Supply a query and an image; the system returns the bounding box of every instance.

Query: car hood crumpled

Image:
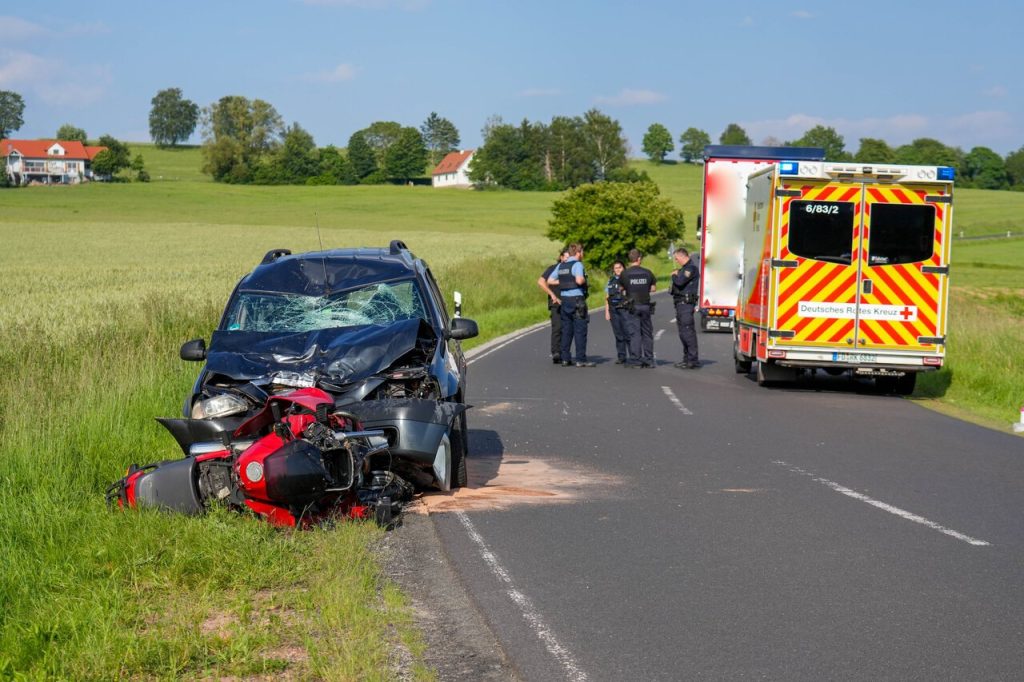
[205,318,435,383]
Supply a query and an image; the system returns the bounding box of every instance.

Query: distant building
[431,149,475,188]
[1,139,107,185]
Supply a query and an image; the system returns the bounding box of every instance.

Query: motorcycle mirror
[448,318,479,341]
[180,338,207,362]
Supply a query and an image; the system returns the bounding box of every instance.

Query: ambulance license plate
[832,352,876,364]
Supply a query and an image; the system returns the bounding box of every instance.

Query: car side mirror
[180,338,207,361]
[448,318,478,341]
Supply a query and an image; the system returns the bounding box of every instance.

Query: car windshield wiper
[812,255,851,265]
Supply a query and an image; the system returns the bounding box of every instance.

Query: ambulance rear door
[769,178,865,349]
[856,183,950,354]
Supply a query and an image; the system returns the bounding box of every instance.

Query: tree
[545,115,590,188]
[383,127,428,182]
[201,95,283,182]
[854,138,895,163]
[642,123,674,163]
[547,181,685,272]
[1005,146,1024,189]
[420,112,461,166]
[0,90,25,138]
[894,138,963,173]
[347,130,377,180]
[789,125,850,160]
[277,123,320,183]
[130,153,150,182]
[91,135,131,178]
[581,109,627,180]
[314,146,356,185]
[469,119,548,190]
[963,146,1008,190]
[56,124,87,143]
[679,127,711,162]
[719,123,751,146]
[149,88,200,147]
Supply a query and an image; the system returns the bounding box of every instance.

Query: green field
[1,148,1022,679]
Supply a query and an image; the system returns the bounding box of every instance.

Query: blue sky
[2,1,1020,156]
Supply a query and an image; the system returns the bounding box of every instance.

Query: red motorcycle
[107,387,412,527]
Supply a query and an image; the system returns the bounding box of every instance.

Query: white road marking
[562,401,570,416]
[467,325,544,365]
[660,386,693,415]
[772,461,991,547]
[655,329,665,341]
[456,511,589,681]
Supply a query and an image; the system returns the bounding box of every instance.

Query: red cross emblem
[900,306,914,320]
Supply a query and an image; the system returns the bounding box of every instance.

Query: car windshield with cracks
[224,280,429,333]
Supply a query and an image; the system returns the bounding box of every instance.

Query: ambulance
[697,145,824,332]
[733,160,954,394]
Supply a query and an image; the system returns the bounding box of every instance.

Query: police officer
[604,260,631,364]
[621,249,657,368]
[537,249,569,364]
[671,248,700,369]
[547,243,595,367]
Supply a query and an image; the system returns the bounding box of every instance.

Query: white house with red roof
[2,139,107,185]
[431,149,475,188]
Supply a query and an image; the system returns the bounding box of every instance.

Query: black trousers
[675,301,699,364]
[548,303,562,358]
[609,306,630,360]
[625,304,653,364]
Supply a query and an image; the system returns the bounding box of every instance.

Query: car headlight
[191,393,249,419]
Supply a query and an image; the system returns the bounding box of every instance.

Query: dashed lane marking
[456,511,589,681]
[655,329,665,341]
[773,461,991,547]
[660,386,693,415]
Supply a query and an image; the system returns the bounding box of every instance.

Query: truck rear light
[767,349,787,359]
[923,357,943,366]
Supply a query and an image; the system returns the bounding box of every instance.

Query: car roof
[237,247,422,295]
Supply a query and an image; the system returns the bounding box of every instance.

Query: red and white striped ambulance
[734,160,954,394]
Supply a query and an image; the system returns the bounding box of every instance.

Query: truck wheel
[895,372,917,396]
[699,314,708,333]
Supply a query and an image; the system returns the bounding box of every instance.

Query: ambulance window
[868,204,935,266]
[788,201,856,265]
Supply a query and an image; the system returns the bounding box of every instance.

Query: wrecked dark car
[171,241,479,492]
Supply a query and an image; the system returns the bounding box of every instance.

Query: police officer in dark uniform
[604,260,631,364]
[671,247,700,369]
[620,249,657,368]
[537,249,569,364]
[547,243,595,367]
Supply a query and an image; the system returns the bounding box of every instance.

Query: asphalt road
[429,297,1024,681]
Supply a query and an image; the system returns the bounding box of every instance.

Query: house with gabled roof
[431,149,475,188]
[2,139,107,185]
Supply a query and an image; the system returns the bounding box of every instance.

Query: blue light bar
[779,161,799,175]
[937,166,955,181]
